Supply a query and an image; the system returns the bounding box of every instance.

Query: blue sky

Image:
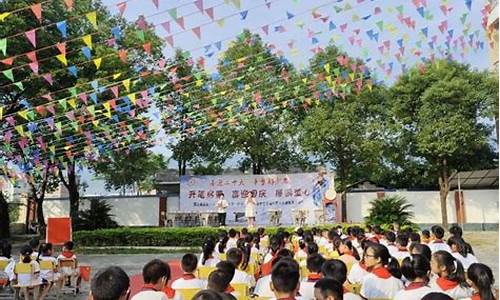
[85,0,493,193]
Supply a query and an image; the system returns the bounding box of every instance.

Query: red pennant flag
[152,0,159,9]
[261,25,269,35]
[194,0,204,12]
[1,58,14,66]
[26,51,37,62]
[25,29,37,47]
[161,21,170,33]
[175,17,185,29]
[118,49,128,63]
[192,26,201,39]
[117,2,127,16]
[56,42,66,55]
[165,35,174,47]
[64,0,74,11]
[205,7,214,20]
[143,42,151,54]
[35,105,46,116]
[30,3,42,22]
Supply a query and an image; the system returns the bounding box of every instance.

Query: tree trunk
[178,160,182,176]
[438,158,450,228]
[182,160,187,176]
[59,162,80,222]
[0,192,10,239]
[36,199,46,236]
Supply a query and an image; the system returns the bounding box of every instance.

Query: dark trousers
[218,212,226,226]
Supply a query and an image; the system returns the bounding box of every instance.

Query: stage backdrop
[179,173,340,225]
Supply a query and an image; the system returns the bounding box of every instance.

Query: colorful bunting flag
[56,54,68,66]
[0,12,11,22]
[30,3,42,22]
[56,21,67,38]
[205,7,214,20]
[82,35,93,49]
[25,29,37,47]
[86,11,97,29]
[117,2,127,16]
[192,27,201,39]
[0,38,6,56]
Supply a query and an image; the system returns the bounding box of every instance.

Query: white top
[394,250,411,260]
[245,197,256,217]
[360,273,404,299]
[171,277,205,300]
[131,290,168,300]
[0,257,15,281]
[344,292,362,300]
[386,244,398,257]
[452,252,478,270]
[38,256,58,281]
[216,198,229,213]
[428,241,452,253]
[299,281,316,300]
[393,285,436,300]
[347,262,369,284]
[254,275,273,298]
[263,252,274,264]
[227,238,238,250]
[16,260,42,287]
[429,278,472,299]
[231,269,255,286]
[198,253,220,267]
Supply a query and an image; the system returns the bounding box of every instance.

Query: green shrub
[73,224,363,247]
[365,195,415,227]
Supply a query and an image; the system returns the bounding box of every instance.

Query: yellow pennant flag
[15,125,24,136]
[93,57,102,69]
[92,120,99,127]
[18,110,29,120]
[0,12,11,22]
[68,98,77,108]
[128,93,136,105]
[82,35,93,49]
[324,63,330,74]
[103,110,112,119]
[56,54,68,66]
[216,18,225,27]
[113,73,121,79]
[122,79,130,92]
[86,11,97,29]
[0,106,3,120]
[49,145,55,154]
[103,101,111,112]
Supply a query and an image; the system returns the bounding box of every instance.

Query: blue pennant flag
[286,11,294,19]
[397,39,403,48]
[240,10,248,20]
[90,92,98,104]
[417,7,425,17]
[56,21,67,38]
[90,80,98,90]
[214,41,222,50]
[421,27,428,37]
[68,65,78,77]
[81,47,92,59]
[111,26,122,40]
[329,21,336,30]
[465,0,472,10]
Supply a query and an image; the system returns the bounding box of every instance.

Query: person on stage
[245,191,257,228]
[216,193,229,227]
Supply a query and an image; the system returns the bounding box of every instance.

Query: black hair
[215,261,235,282]
[29,238,40,250]
[306,253,325,273]
[142,259,170,284]
[409,232,421,244]
[282,231,290,240]
[226,248,243,269]
[218,235,229,254]
[257,227,265,237]
[401,254,430,282]
[396,233,409,247]
[193,290,224,300]
[421,292,454,300]
[421,229,430,238]
[321,259,347,283]
[241,228,248,236]
[208,269,232,293]
[366,225,373,232]
[63,241,74,250]
[269,235,282,255]
[447,236,468,258]
[409,243,432,261]
[0,240,12,258]
[91,266,130,300]
[240,234,253,270]
[448,225,463,237]
[270,249,294,268]
[314,278,343,300]
[271,258,300,294]
[181,253,198,273]
[384,231,396,243]
[20,245,33,263]
[327,228,339,241]
[252,234,260,250]
[432,251,467,287]
[307,242,319,255]
[339,238,360,260]
[467,263,495,300]
[366,243,402,279]
[296,228,304,237]
[228,229,237,238]
[373,225,382,235]
[303,232,314,244]
[431,225,445,239]
[202,239,216,265]
[37,242,53,261]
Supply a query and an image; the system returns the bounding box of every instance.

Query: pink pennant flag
[117,2,127,16]
[42,93,52,101]
[261,25,269,35]
[383,40,391,49]
[205,7,214,20]
[374,7,381,14]
[165,35,174,47]
[152,0,159,9]
[29,61,39,74]
[56,42,66,55]
[25,29,37,47]
[30,3,42,22]
[1,58,14,66]
[107,38,116,46]
[192,26,201,39]
[66,111,75,121]
[64,0,74,11]
[79,93,88,104]
[158,58,166,69]
[6,116,16,126]
[340,23,348,32]
[175,17,185,29]
[42,73,53,85]
[111,86,119,97]
[161,21,171,33]
[26,51,37,62]
[194,0,204,12]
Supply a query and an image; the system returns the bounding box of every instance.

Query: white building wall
[462,190,499,223]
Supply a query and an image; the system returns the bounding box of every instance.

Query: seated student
[421,230,431,244]
[192,290,225,300]
[57,241,81,292]
[263,235,283,265]
[89,266,130,300]
[254,249,294,298]
[429,226,452,253]
[215,231,228,258]
[214,261,238,298]
[346,240,370,284]
[0,239,15,285]
[360,243,404,299]
[199,239,220,267]
[448,225,474,255]
[295,240,308,263]
[207,269,236,300]
[384,231,398,257]
[337,238,360,266]
[394,234,411,260]
[409,232,421,247]
[227,229,239,250]
[14,245,41,299]
[410,243,432,261]
[429,250,472,299]
[29,238,40,260]
[132,259,171,300]
[447,236,478,270]
[320,259,362,300]
[240,228,248,240]
[37,243,63,300]
[270,258,301,300]
[299,254,325,299]
[313,278,343,300]
[421,292,454,300]
[171,253,204,297]
[464,263,495,300]
[393,254,435,300]
[225,248,255,287]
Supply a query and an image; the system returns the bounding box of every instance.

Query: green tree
[27,165,60,234]
[390,60,498,227]
[74,198,118,231]
[365,195,414,227]
[0,192,10,238]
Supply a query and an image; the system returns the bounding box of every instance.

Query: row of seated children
[0,239,81,300]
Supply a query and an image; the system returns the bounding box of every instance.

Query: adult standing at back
[245,191,257,228]
[216,193,229,227]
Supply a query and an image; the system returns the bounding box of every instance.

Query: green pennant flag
[59,99,67,110]
[2,69,14,82]
[343,3,352,10]
[136,30,145,42]
[14,82,24,91]
[376,21,384,31]
[395,5,404,14]
[333,6,342,13]
[72,122,78,132]
[87,105,95,116]
[69,87,77,97]
[27,110,36,120]
[0,38,6,56]
[168,8,177,19]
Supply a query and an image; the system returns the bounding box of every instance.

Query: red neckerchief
[398,246,408,252]
[142,284,159,292]
[471,293,480,300]
[405,282,427,290]
[307,273,321,282]
[162,286,175,298]
[225,285,235,293]
[277,297,296,300]
[343,287,349,294]
[371,267,392,279]
[359,262,368,270]
[61,251,74,258]
[343,250,354,257]
[436,277,459,291]
[433,239,444,244]
[182,273,196,280]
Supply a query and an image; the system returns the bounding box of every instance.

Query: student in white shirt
[131,259,170,300]
[337,238,360,267]
[429,250,472,299]
[199,239,220,267]
[89,266,130,300]
[38,243,63,300]
[321,259,362,300]
[254,249,294,298]
[29,238,40,261]
[464,263,495,300]
[226,229,239,250]
[384,231,399,257]
[394,234,411,260]
[171,254,205,299]
[299,254,325,299]
[270,258,302,300]
[15,245,41,299]
[360,243,404,299]
[429,225,452,253]
[394,254,436,300]
[0,240,15,284]
[209,263,238,299]
[447,237,478,270]
[225,248,255,287]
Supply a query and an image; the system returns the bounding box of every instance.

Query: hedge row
[73,224,363,247]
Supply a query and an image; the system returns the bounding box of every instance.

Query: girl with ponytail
[38,243,63,300]
[430,250,472,299]
[337,238,360,266]
[447,236,478,270]
[360,243,404,299]
[199,239,219,267]
[216,231,229,255]
[394,254,434,300]
[465,263,495,300]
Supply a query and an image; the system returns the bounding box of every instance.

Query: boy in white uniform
[428,225,452,253]
[226,229,239,250]
[89,266,130,300]
[299,254,325,300]
[226,248,255,287]
[131,259,170,300]
[171,254,205,299]
[270,258,303,300]
[321,259,362,300]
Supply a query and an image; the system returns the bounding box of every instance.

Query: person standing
[245,191,257,228]
[216,193,229,227]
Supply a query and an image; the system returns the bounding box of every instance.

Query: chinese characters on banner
[179,173,337,225]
